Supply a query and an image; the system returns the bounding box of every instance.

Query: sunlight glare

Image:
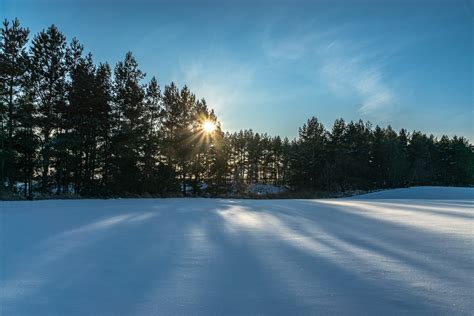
[202,120,216,133]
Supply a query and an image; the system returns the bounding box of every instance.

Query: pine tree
[29,24,68,192]
[110,52,146,193]
[370,125,385,187]
[208,128,229,191]
[94,63,113,192]
[14,82,38,198]
[291,117,327,190]
[0,18,29,190]
[142,76,163,193]
[344,120,372,189]
[408,131,435,185]
[327,118,346,190]
[161,83,197,195]
[451,137,474,185]
[397,128,410,187]
[68,51,100,194]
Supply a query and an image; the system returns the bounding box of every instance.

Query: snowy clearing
[1,187,473,315]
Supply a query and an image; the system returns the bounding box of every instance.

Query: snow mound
[352,186,474,200]
[246,183,287,195]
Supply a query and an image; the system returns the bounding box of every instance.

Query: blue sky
[2,0,473,139]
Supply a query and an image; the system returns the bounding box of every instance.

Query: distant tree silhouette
[1,18,472,198]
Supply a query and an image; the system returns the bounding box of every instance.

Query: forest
[1,19,473,199]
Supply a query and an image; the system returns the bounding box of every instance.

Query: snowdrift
[246,183,287,195]
[352,186,474,200]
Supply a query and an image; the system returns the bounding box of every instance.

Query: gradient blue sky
[2,0,473,139]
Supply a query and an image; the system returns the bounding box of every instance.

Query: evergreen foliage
[1,19,472,198]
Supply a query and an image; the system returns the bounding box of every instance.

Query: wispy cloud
[262,22,343,61]
[262,24,398,120]
[320,51,395,117]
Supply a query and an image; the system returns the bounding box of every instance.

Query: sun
[202,120,216,134]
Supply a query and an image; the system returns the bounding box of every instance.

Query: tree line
[1,19,473,198]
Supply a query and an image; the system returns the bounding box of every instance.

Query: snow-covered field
[1,187,473,315]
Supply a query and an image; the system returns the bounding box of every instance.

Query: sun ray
[202,120,216,134]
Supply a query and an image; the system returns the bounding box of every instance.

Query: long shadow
[357,200,474,220]
[224,199,473,313]
[2,198,472,315]
[190,204,312,314]
[132,200,243,315]
[275,204,472,285]
[425,200,474,208]
[1,200,205,315]
[268,200,473,273]
[209,202,448,314]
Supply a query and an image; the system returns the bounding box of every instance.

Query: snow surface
[1,187,473,315]
[352,186,474,200]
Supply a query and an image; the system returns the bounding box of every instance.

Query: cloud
[262,25,341,62]
[321,54,395,118]
[262,25,398,120]
[262,31,316,61]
